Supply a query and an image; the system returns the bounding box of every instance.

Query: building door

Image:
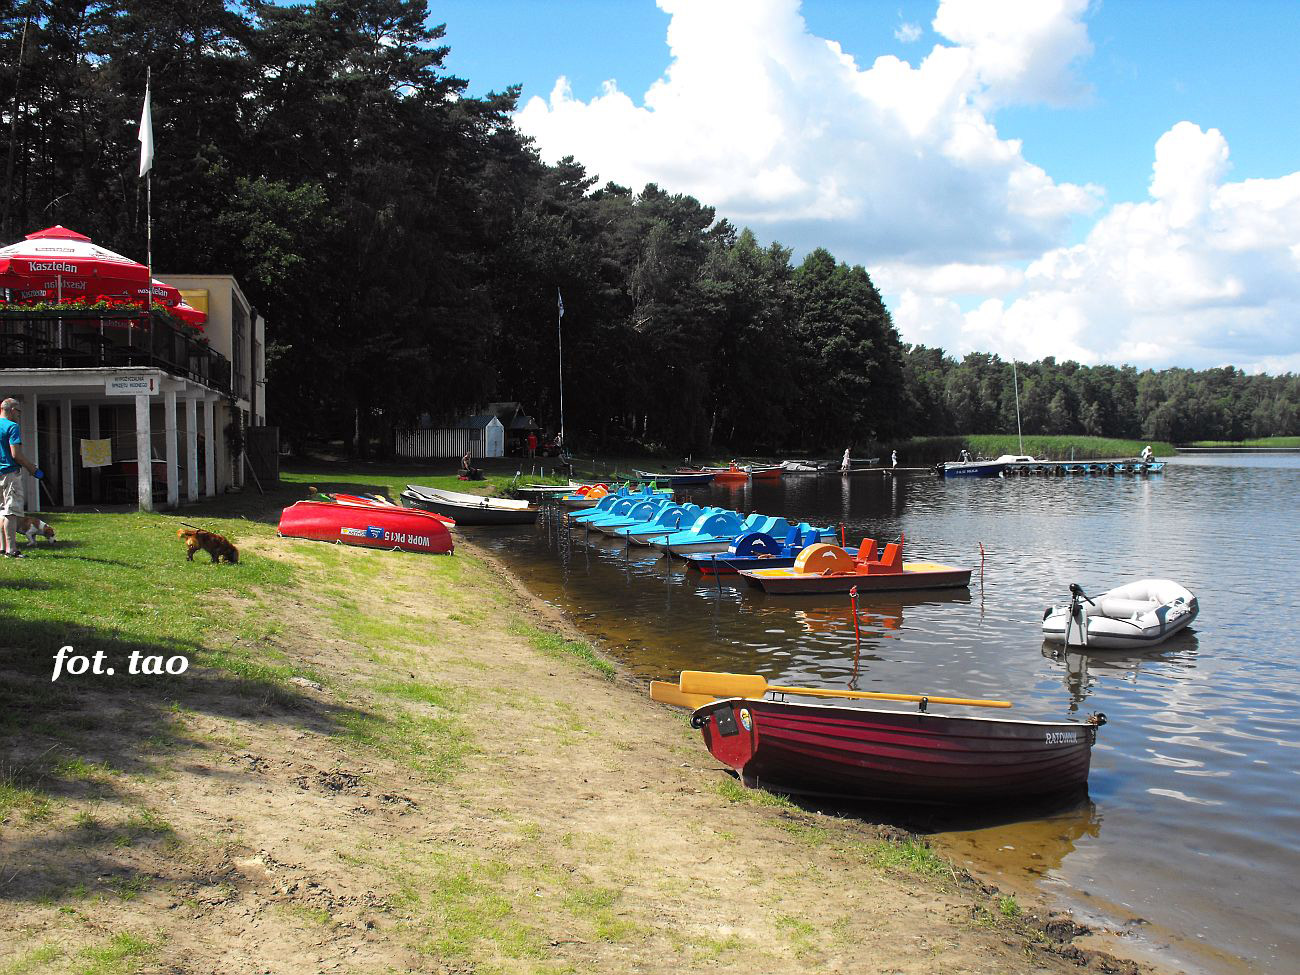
[485,421,504,457]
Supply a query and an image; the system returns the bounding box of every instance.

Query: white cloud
[930,0,1094,108]
[895,22,922,44]
[897,124,1300,371]
[513,0,1300,372]
[515,0,1101,263]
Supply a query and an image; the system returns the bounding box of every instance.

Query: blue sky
[432,1,1300,373]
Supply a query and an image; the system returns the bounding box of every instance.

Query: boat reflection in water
[923,798,1103,887]
[1042,633,1200,711]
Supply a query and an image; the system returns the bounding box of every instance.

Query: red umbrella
[0,225,152,303]
[170,301,207,327]
[138,277,183,308]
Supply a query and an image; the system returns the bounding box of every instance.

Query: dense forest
[1,0,1296,453]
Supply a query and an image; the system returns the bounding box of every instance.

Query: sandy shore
[0,509,1150,974]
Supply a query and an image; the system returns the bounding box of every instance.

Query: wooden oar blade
[649,680,715,710]
[679,671,768,698]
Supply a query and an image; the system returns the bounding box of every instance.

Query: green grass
[0,504,298,701]
[0,773,53,825]
[1188,436,1300,447]
[861,837,951,879]
[713,778,794,808]
[338,704,471,780]
[508,622,616,679]
[73,933,160,975]
[0,944,63,975]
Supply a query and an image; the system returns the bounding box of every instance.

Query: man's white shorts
[0,470,24,517]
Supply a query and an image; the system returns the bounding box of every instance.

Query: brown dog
[178,528,239,563]
[15,516,56,546]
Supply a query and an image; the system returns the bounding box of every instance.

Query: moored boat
[1042,579,1198,649]
[703,464,750,483]
[691,697,1102,803]
[401,484,539,526]
[278,500,454,554]
[651,671,1104,804]
[683,525,852,574]
[739,535,971,594]
[634,468,716,487]
[941,454,1035,478]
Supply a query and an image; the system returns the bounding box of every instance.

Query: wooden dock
[1002,460,1165,477]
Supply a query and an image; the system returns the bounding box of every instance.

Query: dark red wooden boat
[278,500,454,555]
[691,697,1103,804]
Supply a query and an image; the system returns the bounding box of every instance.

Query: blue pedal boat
[683,525,859,575]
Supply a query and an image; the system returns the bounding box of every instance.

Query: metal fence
[395,427,493,459]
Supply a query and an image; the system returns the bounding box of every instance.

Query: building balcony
[0,308,231,397]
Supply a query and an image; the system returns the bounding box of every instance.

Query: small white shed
[394,414,504,459]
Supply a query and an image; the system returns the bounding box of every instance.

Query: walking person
[527,431,538,458]
[840,447,851,473]
[891,449,898,469]
[0,397,45,559]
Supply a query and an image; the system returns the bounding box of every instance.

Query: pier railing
[0,308,232,396]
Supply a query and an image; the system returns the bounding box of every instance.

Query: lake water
[475,455,1299,975]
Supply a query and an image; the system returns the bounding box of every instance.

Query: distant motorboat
[941,454,1036,478]
[1042,580,1199,649]
[633,468,716,487]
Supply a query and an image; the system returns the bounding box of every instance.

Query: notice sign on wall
[105,375,159,396]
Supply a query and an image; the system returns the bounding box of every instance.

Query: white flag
[557,288,564,318]
[138,79,154,178]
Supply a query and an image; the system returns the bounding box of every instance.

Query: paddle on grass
[679,671,1013,709]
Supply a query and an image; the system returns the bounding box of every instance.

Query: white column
[203,397,216,498]
[21,393,39,513]
[135,393,153,512]
[164,389,179,508]
[60,398,75,508]
[185,396,199,502]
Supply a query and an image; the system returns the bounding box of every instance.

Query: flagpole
[556,288,565,445]
[139,67,154,311]
[144,67,152,302]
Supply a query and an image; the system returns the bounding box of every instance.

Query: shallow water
[475,455,1300,974]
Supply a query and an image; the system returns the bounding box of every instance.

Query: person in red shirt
[527,432,538,458]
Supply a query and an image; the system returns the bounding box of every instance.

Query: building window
[232,300,249,400]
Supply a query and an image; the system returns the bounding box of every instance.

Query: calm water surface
[474,455,1299,974]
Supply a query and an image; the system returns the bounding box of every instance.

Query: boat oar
[649,680,715,710]
[679,671,1013,709]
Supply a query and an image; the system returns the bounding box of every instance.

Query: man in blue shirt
[1,397,44,558]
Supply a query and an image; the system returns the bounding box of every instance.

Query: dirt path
[1,523,1148,974]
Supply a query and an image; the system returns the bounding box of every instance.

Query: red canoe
[278,501,454,555]
[691,698,1102,804]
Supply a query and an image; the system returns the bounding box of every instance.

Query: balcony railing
[0,309,231,396]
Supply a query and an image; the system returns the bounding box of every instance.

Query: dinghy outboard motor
[1053,583,1096,647]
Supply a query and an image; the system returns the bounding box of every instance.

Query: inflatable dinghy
[1043,579,1198,649]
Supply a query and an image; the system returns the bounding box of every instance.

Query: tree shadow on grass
[0,616,375,905]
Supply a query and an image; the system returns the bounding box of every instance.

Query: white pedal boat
[1042,579,1199,649]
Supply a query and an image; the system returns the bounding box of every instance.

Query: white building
[0,275,266,511]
